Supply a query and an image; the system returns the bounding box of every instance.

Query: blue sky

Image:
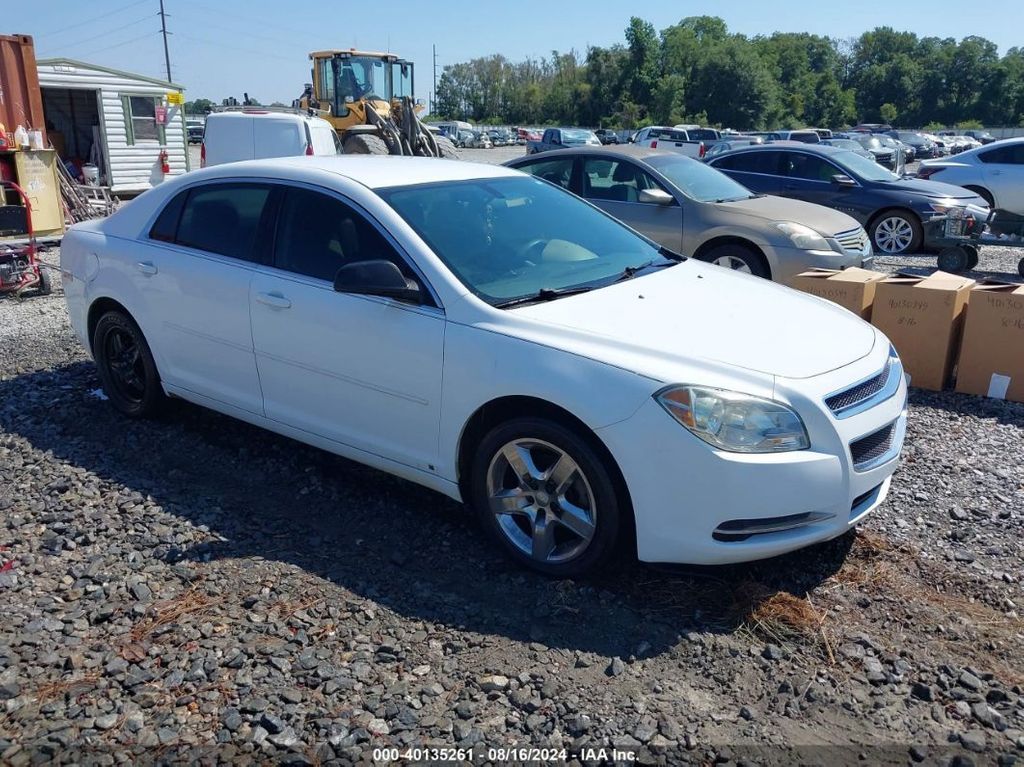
[10,0,1024,107]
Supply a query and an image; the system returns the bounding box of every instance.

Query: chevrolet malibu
[60,157,908,577]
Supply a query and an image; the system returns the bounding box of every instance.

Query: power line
[173,0,316,40]
[39,0,152,39]
[173,32,296,63]
[38,14,156,54]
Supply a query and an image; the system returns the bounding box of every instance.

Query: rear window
[648,128,689,141]
[149,190,187,242]
[714,151,782,175]
[173,184,273,261]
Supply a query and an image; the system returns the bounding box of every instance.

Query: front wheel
[470,417,622,577]
[698,243,769,278]
[869,211,922,255]
[93,311,166,418]
[342,133,390,155]
[434,135,459,159]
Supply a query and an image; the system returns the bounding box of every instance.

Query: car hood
[713,195,860,234]
[874,177,982,200]
[506,260,877,380]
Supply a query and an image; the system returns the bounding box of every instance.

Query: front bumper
[767,243,867,286]
[597,342,907,565]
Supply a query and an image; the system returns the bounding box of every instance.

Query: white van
[201,110,341,167]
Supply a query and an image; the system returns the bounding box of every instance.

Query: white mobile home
[35,58,189,196]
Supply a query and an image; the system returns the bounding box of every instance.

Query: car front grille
[850,423,896,469]
[826,362,893,414]
[834,227,870,255]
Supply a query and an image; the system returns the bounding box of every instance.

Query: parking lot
[1,201,1022,765]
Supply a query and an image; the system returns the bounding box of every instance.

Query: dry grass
[31,672,101,704]
[129,587,218,643]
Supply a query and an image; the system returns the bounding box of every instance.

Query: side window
[979,145,1023,164]
[122,95,163,145]
[175,184,272,261]
[516,157,574,190]
[785,154,839,182]
[729,151,781,175]
[582,158,666,203]
[149,189,188,242]
[274,187,417,287]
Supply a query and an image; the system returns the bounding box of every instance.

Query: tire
[342,133,390,155]
[1018,257,1024,280]
[470,417,622,577]
[434,135,459,159]
[698,242,769,279]
[964,245,980,271]
[869,210,923,255]
[936,246,970,274]
[964,186,994,209]
[92,311,166,418]
[35,266,53,296]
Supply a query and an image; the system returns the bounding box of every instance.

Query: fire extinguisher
[158,148,170,175]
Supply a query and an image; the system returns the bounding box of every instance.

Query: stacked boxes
[791,268,1022,402]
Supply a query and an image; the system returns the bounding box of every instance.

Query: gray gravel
[1,219,1022,763]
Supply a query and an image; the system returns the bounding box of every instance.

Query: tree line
[433,16,1024,130]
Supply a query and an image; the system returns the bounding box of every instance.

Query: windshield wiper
[493,285,598,309]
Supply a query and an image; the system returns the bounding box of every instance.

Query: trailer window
[123,96,163,144]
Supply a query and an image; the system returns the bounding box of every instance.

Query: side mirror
[832,174,857,187]
[333,260,421,304]
[638,188,675,205]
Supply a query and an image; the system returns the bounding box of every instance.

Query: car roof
[716,143,845,157]
[507,145,679,163]
[187,155,521,190]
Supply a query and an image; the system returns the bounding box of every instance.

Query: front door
[249,186,445,472]
[578,156,683,251]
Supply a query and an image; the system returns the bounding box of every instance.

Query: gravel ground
[1,182,1023,765]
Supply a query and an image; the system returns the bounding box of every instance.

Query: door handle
[135,261,158,276]
[255,292,292,309]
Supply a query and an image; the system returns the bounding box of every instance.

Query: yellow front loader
[295,49,457,158]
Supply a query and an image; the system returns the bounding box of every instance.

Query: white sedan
[918,137,1024,214]
[60,156,907,576]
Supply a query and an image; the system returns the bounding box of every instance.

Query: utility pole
[159,0,172,83]
[432,44,438,115]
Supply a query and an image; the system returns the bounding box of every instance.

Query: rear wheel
[93,311,165,418]
[35,266,52,296]
[698,243,769,278]
[936,245,971,274]
[342,133,390,155]
[869,211,922,255]
[470,417,622,577]
[1018,257,1024,279]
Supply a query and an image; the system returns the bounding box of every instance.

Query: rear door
[137,181,274,414]
[253,117,303,159]
[779,151,849,208]
[978,143,1024,213]
[710,151,784,195]
[580,156,683,251]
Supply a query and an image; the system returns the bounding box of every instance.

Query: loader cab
[311,50,413,120]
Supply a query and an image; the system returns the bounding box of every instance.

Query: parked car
[963,129,997,145]
[921,133,950,157]
[467,131,493,149]
[201,110,340,167]
[506,146,872,284]
[701,136,765,161]
[707,144,990,255]
[631,126,709,158]
[807,128,833,139]
[887,131,939,160]
[876,135,915,164]
[594,129,622,145]
[773,130,821,144]
[917,137,1024,214]
[853,123,894,134]
[455,129,475,148]
[186,124,205,145]
[488,128,513,147]
[61,155,907,575]
[526,127,601,154]
[822,138,875,162]
[848,134,901,171]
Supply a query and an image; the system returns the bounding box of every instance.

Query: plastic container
[14,125,28,149]
[82,164,100,185]
[28,130,43,150]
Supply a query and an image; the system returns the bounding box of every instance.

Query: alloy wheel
[874,216,914,253]
[485,438,597,564]
[711,255,753,273]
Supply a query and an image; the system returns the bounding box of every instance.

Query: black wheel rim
[104,327,146,403]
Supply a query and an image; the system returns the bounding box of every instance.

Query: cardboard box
[790,267,888,320]
[955,281,1024,402]
[871,271,975,391]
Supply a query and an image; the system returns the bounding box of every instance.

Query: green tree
[880,103,898,124]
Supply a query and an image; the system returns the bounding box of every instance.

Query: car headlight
[774,221,831,251]
[929,199,961,216]
[655,385,810,453]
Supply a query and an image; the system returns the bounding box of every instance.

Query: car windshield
[855,136,883,150]
[832,150,899,182]
[379,176,673,305]
[829,139,861,150]
[645,154,754,203]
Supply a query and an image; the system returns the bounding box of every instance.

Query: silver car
[506,146,872,284]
